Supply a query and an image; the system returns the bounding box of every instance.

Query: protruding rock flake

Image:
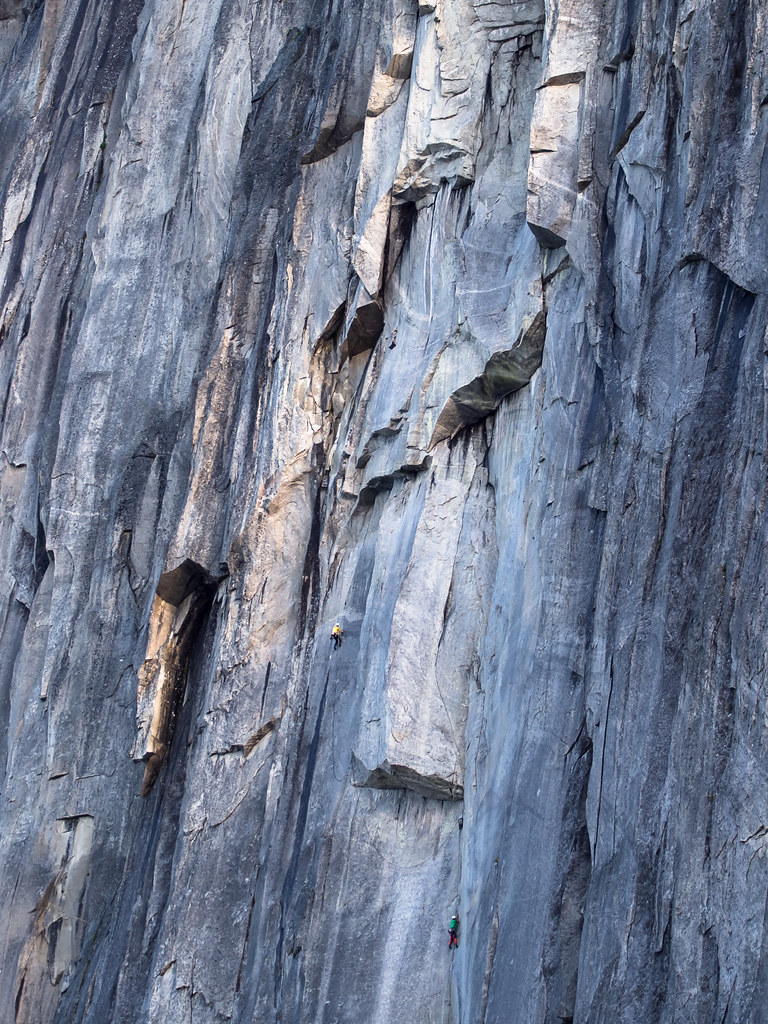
[134,560,222,794]
[1,0,767,1022]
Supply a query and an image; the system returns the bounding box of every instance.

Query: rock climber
[331,623,343,649]
[448,913,459,949]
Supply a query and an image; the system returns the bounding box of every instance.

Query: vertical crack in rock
[13,814,94,1022]
[339,198,417,367]
[479,905,501,1024]
[543,728,593,1023]
[275,669,330,1007]
[134,559,223,795]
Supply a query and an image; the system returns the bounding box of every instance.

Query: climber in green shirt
[449,914,459,949]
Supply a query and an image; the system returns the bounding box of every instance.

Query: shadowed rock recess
[0,0,767,1021]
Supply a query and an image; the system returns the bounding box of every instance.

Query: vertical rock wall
[0,0,767,1022]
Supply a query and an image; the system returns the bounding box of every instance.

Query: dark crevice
[340,291,384,363]
[383,200,418,283]
[611,109,646,157]
[543,727,593,1021]
[430,309,547,448]
[296,452,325,636]
[140,562,225,796]
[14,974,24,1021]
[58,607,219,1024]
[259,660,272,718]
[154,558,222,607]
[235,896,256,993]
[274,669,331,1006]
[353,758,464,800]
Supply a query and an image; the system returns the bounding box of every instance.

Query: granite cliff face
[1,1,767,1021]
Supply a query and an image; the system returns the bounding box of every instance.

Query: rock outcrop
[0,0,767,1022]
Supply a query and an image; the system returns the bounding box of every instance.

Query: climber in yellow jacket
[331,623,343,649]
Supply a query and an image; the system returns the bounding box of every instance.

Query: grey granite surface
[0,0,767,1021]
